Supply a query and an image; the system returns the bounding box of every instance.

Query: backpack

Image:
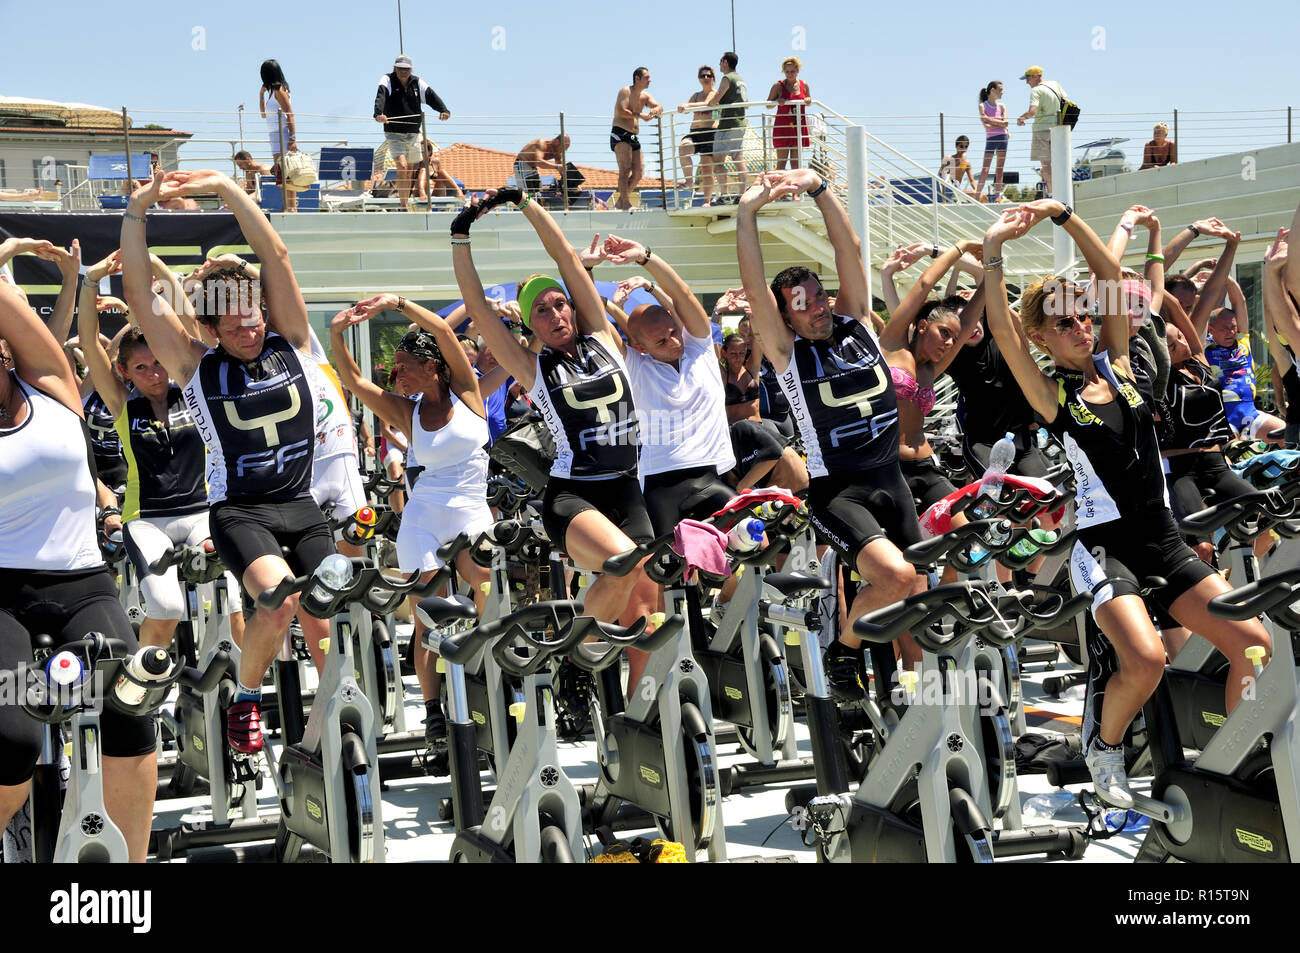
[1044,81,1081,129]
[487,412,555,493]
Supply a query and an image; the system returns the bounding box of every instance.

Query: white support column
[846,125,872,305]
[1050,124,1074,274]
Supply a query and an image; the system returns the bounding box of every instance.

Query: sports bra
[724,376,760,406]
[890,365,936,415]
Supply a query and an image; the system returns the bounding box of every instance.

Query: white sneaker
[1085,741,1134,809]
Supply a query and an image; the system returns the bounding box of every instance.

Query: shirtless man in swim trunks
[611,67,662,211]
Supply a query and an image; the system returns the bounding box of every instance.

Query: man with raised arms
[736,168,926,699]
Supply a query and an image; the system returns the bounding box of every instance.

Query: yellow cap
[1245,646,1266,662]
[1020,65,1043,78]
[649,612,666,627]
[435,657,446,673]
[509,702,527,722]
[318,638,331,654]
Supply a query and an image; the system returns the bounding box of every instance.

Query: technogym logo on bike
[49,884,151,933]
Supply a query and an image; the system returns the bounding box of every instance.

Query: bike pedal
[228,752,261,785]
[421,747,450,777]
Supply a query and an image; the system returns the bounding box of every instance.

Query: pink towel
[673,519,731,582]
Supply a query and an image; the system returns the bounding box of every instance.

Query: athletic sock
[234,682,261,704]
[1094,737,1123,753]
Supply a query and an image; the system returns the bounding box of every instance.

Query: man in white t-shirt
[601,236,736,537]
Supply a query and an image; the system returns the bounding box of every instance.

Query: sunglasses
[700,73,714,79]
[1052,313,1093,334]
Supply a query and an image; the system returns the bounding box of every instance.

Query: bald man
[605,237,736,535]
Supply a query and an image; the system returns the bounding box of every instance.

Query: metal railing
[845,106,1298,197]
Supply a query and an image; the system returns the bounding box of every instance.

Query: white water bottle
[113,646,173,707]
[975,432,1017,518]
[309,553,354,603]
[726,518,765,553]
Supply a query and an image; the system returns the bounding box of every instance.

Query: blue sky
[3,0,1296,167]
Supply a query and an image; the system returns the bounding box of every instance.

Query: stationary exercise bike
[1116,565,1300,862]
[803,518,1092,863]
[25,634,224,863]
[578,519,759,860]
[420,596,677,861]
[257,558,431,863]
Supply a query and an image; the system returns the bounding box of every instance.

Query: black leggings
[806,463,924,563]
[0,566,156,786]
[1166,450,1256,523]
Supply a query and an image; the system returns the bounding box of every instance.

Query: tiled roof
[435,142,662,191]
[0,126,191,138]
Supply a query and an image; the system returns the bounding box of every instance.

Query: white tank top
[307,328,359,461]
[405,391,489,502]
[0,374,102,570]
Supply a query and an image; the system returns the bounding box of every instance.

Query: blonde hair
[1154,122,1170,135]
[781,57,802,71]
[1019,274,1072,336]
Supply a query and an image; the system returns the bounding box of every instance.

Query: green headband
[516,276,565,330]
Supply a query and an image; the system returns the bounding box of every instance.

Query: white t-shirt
[625,329,736,478]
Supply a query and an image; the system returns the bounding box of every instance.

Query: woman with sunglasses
[982,199,1271,809]
[677,67,719,203]
[329,297,497,751]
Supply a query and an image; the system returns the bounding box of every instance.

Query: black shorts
[965,430,1053,479]
[542,475,655,554]
[900,455,958,513]
[1166,450,1256,523]
[610,126,641,152]
[806,463,925,564]
[209,497,335,597]
[643,465,735,537]
[685,129,715,155]
[0,566,156,784]
[729,419,785,476]
[1070,511,1215,628]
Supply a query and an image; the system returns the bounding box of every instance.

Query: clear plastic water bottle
[1104,808,1149,833]
[44,651,86,689]
[1021,790,1075,823]
[973,433,1017,519]
[310,553,354,603]
[726,518,765,553]
[1035,427,1049,450]
[113,646,173,707]
[983,519,1012,548]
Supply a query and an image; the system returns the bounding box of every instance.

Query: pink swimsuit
[891,365,936,415]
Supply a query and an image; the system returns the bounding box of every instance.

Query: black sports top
[1045,351,1170,528]
[1162,360,1232,451]
[724,377,760,406]
[183,333,317,504]
[776,313,899,478]
[946,317,1040,446]
[527,334,639,481]
[83,390,125,478]
[115,384,207,521]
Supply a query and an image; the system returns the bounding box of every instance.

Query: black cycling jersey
[183,333,316,505]
[1163,359,1232,451]
[527,334,639,481]
[1045,351,1170,529]
[116,384,207,521]
[83,389,125,478]
[759,357,791,419]
[777,313,898,478]
[946,317,1040,447]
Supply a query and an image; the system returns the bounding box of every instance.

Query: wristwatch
[1051,205,1073,226]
